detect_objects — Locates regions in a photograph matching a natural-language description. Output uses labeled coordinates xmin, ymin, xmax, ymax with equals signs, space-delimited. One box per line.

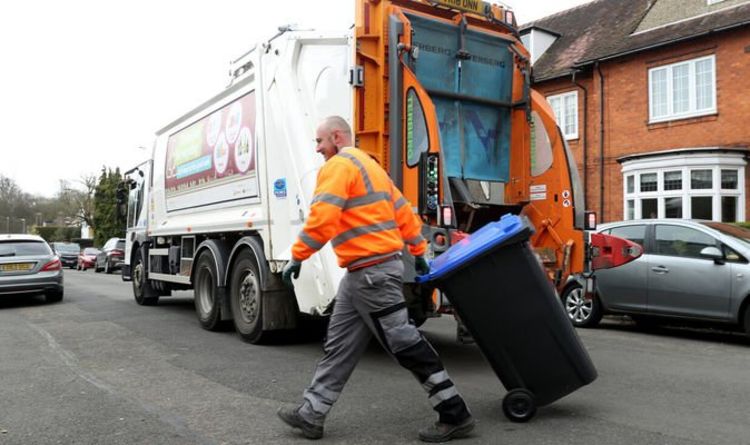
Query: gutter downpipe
xmin=572 ymin=69 xmax=588 ymax=209
xmin=596 ymin=61 xmax=605 ymax=219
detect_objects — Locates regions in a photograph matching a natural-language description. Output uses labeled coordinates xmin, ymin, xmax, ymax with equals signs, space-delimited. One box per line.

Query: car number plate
xmin=0 ymin=263 xmax=34 ymax=272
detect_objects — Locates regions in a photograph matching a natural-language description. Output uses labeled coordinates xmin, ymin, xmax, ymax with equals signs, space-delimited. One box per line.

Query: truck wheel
xmin=229 ymin=249 xmax=266 ymax=343
xmin=133 ymin=248 xmax=159 ymax=306
xmin=502 ymin=389 xmax=536 ymax=423
xmin=194 ymin=251 xmax=224 ymax=331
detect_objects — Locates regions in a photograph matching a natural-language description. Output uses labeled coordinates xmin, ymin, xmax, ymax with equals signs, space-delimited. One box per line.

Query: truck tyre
xmin=194 ymin=251 xmax=224 ymax=331
xmin=229 ymin=249 xmax=267 ymax=344
xmin=133 ymin=247 xmax=159 ymax=306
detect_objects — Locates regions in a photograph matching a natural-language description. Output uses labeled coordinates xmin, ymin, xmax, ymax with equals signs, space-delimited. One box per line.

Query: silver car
xmin=562 ymin=219 xmax=750 ymax=336
xmin=0 ymin=234 xmax=64 ymax=303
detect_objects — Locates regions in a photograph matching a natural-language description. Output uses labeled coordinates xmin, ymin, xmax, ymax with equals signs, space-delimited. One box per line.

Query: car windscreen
xmin=83 ymin=248 xmax=100 ymax=255
xmin=56 ymin=244 xmax=80 ymax=253
xmin=701 ymin=222 xmax=750 ymax=249
xmin=116 ymin=240 xmax=125 ymax=250
xmin=0 ymin=241 xmax=52 ymax=257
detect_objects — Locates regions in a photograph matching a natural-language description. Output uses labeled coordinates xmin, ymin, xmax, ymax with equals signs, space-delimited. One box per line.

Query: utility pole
xmin=20 ymin=218 xmax=26 ymax=234
xmin=5 ymin=216 xmax=9 ymax=234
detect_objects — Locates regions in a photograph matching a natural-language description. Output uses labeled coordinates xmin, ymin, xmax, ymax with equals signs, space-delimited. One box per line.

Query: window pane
xmin=721 ymin=169 xmax=737 ymax=189
xmin=695 ymin=58 xmax=714 ymax=111
xmin=691 ymin=169 xmax=712 ymax=189
xmin=640 ymin=173 xmax=657 ymax=192
xmin=627 ymin=200 xmax=635 ymax=220
xmin=626 ymin=175 xmax=634 ymax=194
xmin=642 ymin=198 xmax=658 ymax=218
xmin=530 ymin=111 xmax=553 ymax=176
xmin=564 ymin=94 xmax=577 ymax=136
xmin=672 ymin=64 xmax=690 ymax=114
xmin=665 ymin=197 xmax=682 ymax=218
xmin=609 ymin=225 xmax=647 ymax=247
xmin=655 ymin=225 xmax=715 ymax=259
xmin=650 ymin=69 xmax=668 ymax=118
xmin=663 ymin=170 xmax=682 ymax=190
xmin=549 ymin=97 xmax=562 ymax=127
xmin=722 ymin=196 xmax=737 ymax=223
xmin=405 ymin=89 xmax=429 ymax=167
xmin=691 ymin=196 xmax=713 ymax=219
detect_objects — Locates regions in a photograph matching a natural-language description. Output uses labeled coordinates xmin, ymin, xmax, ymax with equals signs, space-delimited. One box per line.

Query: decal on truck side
xmin=164 ymin=91 xmax=259 ymax=211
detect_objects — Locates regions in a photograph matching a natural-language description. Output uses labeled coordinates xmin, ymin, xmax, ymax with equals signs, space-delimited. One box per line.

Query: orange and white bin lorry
xmin=121 ymin=0 xmax=637 ymax=343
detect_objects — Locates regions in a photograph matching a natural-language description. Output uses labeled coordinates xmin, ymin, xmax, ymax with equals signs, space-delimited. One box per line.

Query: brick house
xmin=520 ymin=0 xmax=750 ymax=224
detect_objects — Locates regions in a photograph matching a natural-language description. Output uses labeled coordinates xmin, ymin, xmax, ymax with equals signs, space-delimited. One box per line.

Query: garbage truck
xmin=120 ymin=0 xmax=638 ymax=343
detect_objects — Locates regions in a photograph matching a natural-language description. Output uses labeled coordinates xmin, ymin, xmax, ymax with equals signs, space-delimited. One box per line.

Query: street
xmin=1 ymin=270 xmax=749 ymax=445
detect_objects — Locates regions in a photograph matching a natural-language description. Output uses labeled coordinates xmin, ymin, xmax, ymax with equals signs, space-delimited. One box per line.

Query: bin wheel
xmin=502 ymin=389 xmax=536 ymax=423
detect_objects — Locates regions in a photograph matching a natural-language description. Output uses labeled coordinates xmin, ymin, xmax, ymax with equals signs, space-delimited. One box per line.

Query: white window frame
xmin=547 ymin=91 xmax=579 ymax=140
xmin=648 ymin=55 xmax=717 ymax=123
xmin=622 ymin=153 xmax=745 ymax=222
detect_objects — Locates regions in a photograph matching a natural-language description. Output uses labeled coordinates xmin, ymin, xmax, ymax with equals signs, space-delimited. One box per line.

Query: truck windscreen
xmin=407 ymin=13 xmax=513 ymax=183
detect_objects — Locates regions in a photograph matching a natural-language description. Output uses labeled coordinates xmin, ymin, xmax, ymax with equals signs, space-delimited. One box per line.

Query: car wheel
xmin=230 ymin=249 xmax=269 ymax=344
xmin=105 ymin=261 xmax=112 ymax=274
xmin=133 ymin=247 xmax=159 ymax=306
xmin=45 ymin=289 xmax=64 ymax=303
xmin=743 ymin=307 xmax=750 ymax=339
xmin=562 ymin=283 xmax=603 ymax=328
xmin=193 ymin=250 xmax=225 ymax=331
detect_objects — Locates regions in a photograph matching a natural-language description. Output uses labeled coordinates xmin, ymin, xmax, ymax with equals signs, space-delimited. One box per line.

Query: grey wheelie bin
xmin=416 ymin=214 xmax=597 ymax=422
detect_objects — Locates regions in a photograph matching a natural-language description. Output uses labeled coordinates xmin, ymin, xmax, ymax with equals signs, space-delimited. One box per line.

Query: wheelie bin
xmin=416 ymin=214 xmax=597 ymax=422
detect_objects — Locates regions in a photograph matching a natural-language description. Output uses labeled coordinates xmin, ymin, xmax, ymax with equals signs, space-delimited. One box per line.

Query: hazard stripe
xmin=394 ymin=196 xmax=408 ymax=210
xmin=332 ymin=220 xmax=398 ymax=247
xmin=422 ymin=370 xmax=450 ymax=392
xmin=312 ymin=193 xmax=347 ymax=208
xmin=405 ymin=234 xmax=425 ymax=246
xmin=428 ymin=386 xmax=459 ymax=407
xmin=299 ymin=231 xmax=325 ymax=251
xmin=345 ymin=191 xmax=391 ymax=210
xmin=339 ymin=152 xmax=374 ymax=193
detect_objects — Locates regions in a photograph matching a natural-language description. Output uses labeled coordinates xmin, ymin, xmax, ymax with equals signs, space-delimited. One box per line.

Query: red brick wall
xmin=533 ymin=27 xmax=750 ymax=222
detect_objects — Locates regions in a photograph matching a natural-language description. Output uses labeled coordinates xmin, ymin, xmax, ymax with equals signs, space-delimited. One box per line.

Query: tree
xmin=0 ymin=175 xmax=34 ymax=233
xmin=93 ymin=167 xmax=126 ymax=246
xmin=58 ymin=174 xmax=96 ymax=229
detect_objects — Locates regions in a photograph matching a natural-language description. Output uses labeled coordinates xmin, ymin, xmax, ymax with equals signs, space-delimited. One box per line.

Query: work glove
xmin=414 ymin=256 xmax=430 ymax=276
xmin=282 ymin=259 xmax=301 ymax=288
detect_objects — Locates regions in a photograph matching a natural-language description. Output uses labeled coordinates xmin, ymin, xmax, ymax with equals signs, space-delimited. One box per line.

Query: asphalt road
xmin=1 ymin=269 xmax=749 ymax=445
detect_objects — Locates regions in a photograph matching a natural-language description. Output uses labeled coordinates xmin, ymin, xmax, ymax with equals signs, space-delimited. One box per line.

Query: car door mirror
xmin=699 ymin=246 xmax=724 ymax=264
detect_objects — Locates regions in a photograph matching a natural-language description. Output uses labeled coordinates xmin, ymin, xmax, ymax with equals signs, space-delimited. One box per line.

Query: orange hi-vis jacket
xmin=292 ymin=147 xmax=428 ymax=268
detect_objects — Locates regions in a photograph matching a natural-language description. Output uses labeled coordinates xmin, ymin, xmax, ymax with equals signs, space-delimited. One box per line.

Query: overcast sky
xmin=0 ymin=0 xmax=592 ymax=197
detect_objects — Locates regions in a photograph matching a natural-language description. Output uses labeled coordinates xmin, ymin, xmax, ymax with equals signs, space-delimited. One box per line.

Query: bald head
xmin=315 ymin=116 xmax=353 ymax=161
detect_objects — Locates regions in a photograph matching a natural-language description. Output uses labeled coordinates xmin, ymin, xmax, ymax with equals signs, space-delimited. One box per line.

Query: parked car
xmin=51 ymin=242 xmax=81 ymax=269
xmin=0 ymin=234 xmax=64 ymax=302
xmin=95 ymin=238 xmax=125 ymax=274
xmin=78 ymin=247 xmax=100 ymax=271
xmin=561 ymin=219 xmax=750 ymax=337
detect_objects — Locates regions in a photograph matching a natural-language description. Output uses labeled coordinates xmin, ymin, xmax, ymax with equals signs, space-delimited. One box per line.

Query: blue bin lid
xmin=416 ymin=214 xmax=530 ymax=283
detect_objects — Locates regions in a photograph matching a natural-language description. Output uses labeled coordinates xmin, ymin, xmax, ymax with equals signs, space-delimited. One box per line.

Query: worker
xmin=278 ymin=116 xmax=475 ymax=442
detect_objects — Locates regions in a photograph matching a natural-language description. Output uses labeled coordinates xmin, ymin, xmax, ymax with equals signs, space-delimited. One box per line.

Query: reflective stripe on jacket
xmin=292 ymin=147 xmax=427 ymax=267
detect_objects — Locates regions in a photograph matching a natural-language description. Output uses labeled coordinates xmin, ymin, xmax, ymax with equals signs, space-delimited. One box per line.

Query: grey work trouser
xmin=298 ymin=258 xmax=471 ymax=426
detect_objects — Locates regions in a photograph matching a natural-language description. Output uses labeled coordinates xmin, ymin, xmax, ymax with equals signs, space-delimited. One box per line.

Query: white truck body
xmin=126 ymin=29 xmax=355 ymax=317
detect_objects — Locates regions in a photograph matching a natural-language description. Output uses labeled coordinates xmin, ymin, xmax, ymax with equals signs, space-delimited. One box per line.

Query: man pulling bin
xmin=278 ymin=116 xmax=475 ymax=442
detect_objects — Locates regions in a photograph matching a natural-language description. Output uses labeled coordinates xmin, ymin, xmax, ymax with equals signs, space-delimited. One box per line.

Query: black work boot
xmin=418 ymin=416 xmax=476 ymax=443
xmin=277 ymin=405 xmax=324 ymax=440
